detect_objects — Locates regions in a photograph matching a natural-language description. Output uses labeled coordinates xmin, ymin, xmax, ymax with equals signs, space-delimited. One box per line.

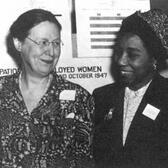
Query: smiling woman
xmin=0 ymin=9 xmax=94 ymax=168
xmin=114 ymin=32 xmax=155 ymax=90
xmin=14 ymin=21 xmax=61 ymax=80
xmin=92 ymin=9 xmax=168 ymax=168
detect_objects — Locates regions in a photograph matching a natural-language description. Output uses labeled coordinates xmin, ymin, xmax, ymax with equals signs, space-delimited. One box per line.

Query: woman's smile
xmin=40 ymin=58 xmax=54 ymax=64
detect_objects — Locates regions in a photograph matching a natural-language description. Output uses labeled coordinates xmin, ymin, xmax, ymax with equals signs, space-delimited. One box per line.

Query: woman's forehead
xmin=28 ymin=21 xmax=60 ymax=38
xmin=120 ymin=33 xmax=143 ymax=46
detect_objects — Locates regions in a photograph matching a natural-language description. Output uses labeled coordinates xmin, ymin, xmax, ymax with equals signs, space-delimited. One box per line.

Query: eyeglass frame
xmin=26 ymin=37 xmax=64 ymax=49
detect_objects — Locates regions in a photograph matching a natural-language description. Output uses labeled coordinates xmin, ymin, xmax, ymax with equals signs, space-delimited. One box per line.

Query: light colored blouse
xmin=123 ymin=82 xmax=151 ymax=145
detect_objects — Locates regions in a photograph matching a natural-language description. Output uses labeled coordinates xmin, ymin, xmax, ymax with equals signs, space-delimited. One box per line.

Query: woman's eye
xmin=39 ymin=40 xmax=49 ymax=47
xmin=128 ymin=52 xmax=139 ymax=59
xmin=42 ymin=41 xmax=48 ymax=45
xmin=53 ymin=41 xmax=60 ymax=46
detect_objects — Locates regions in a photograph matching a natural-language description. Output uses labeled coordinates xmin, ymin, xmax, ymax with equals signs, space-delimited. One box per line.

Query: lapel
xmin=94 ymin=84 xmax=125 ymax=154
xmin=109 ymin=86 xmax=125 ymax=148
xmin=123 ymin=74 xmax=162 ymax=147
xmin=113 ymin=86 xmax=125 ymax=130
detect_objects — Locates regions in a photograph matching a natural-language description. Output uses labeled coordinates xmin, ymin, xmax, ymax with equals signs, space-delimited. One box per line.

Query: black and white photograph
xmin=0 ymin=0 xmax=168 ymax=167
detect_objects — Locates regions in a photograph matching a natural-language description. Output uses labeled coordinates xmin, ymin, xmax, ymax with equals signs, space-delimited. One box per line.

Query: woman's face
xmin=114 ymin=33 xmax=155 ymax=89
xmin=19 ymin=21 xmax=61 ymax=77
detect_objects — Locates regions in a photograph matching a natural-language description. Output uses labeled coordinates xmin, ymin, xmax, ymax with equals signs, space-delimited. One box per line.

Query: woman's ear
xmin=13 ymin=38 xmax=22 ymax=52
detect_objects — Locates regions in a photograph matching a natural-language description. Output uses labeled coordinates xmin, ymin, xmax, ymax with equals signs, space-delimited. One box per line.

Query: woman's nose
xmin=46 ymin=44 xmax=56 ymax=56
xmin=117 ymin=52 xmax=128 ymax=66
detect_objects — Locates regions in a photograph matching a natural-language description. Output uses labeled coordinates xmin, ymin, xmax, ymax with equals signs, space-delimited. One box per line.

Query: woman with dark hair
xmin=0 ymin=9 xmax=94 ymax=168
xmin=93 ymin=9 xmax=168 ymax=168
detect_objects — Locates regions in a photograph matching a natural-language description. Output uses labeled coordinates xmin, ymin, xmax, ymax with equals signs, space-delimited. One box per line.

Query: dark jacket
xmin=92 ymin=74 xmax=168 ymax=168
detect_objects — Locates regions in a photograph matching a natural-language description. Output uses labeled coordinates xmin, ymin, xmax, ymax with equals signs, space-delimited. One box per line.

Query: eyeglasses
xmin=26 ymin=37 xmax=63 ymax=48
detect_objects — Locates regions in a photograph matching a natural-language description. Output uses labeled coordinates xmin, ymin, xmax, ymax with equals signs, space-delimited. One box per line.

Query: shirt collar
xmin=125 ymin=80 xmax=152 ymax=98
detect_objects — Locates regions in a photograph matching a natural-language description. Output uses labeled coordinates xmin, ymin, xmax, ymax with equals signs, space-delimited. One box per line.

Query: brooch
xmin=104 ymin=108 xmax=115 ymax=120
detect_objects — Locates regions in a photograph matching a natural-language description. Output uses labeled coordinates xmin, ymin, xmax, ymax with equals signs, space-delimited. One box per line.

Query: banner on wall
xmin=74 ymin=0 xmax=150 ymax=58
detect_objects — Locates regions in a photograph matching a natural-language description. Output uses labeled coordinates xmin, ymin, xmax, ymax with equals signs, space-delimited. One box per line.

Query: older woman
xmin=0 ymin=9 xmax=94 ymax=168
xmin=93 ymin=9 xmax=168 ymax=168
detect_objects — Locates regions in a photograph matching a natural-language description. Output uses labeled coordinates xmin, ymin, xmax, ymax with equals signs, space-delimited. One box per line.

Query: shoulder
xmin=92 ymin=82 xmax=123 ymax=109
xmin=0 ymin=74 xmax=14 ymax=83
xmin=155 ymin=74 xmax=168 ymax=84
xmin=92 ymin=82 xmax=120 ymax=97
xmin=151 ymin=74 xmax=168 ymax=93
xmin=0 ymin=73 xmax=18 ymax=91
xmin=0 ymin=74 xmax=18 ymax=120
xmin=146 ymin=74 xmax=168 ymax=110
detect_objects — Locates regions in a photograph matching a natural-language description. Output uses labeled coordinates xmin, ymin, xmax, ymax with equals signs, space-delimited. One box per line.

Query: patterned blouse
xmin=0 ymin=71 xmax=95 ymax=168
